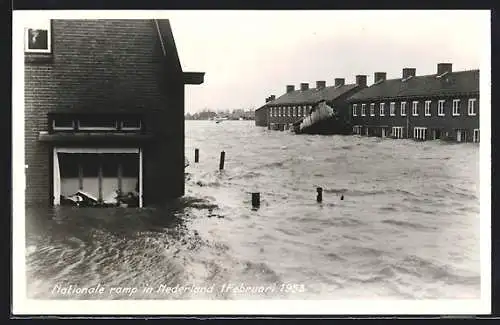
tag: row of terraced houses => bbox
[255,63,480,143]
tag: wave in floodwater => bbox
[25,121,481,300]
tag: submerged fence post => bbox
[219,151,225,170]
[316,187,323,203]
[252,192,260,209]
[195,148,199,163]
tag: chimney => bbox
[316,80,326,89]
[374,72,387,83]
[300,83,309,91]
[286,85,295,93]
[355,75,367,87]
[269,95,276,101]
[402,68,416,79]
[265,97,270,103]
[437,63,452,75]
[334,78,345,87]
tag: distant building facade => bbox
[347,63,479,142]
[266,76,368,133]
[254,95,275,127]
[25,19,204,207]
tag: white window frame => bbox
[120,120,142,131]
[413,127,428,141]
[392,126,404,139]
[361,104,366,116]
[52,119,75,131]
[77,120,118,131]
[473,129,480,143]
[352,104,358,117]
[412,101,419,116]
[390,102,395,116]
[53,147,143,207]
[380,103,385,116]
[453,99,461,116]
[370,103,375,116]
[438,100,445,116]
[425,100,431,116]
[468,98,477,116]
[401,102,407,116]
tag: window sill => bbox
[425,114,431,117]
[438,114,445,117]
[468,114,477,116]
[452,114,461,117]
[25,53,54,64]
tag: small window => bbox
[473,129,480,143]
[352,104,358,117]
[453,99,460,116]
[425,101,431,116]
[380,103,385,116]
[78,119,118,131]
[390,102,395,116]
[412,101,419,116]
[438,100,445,116]
[370,103,375,116]
[24,20,52,54]
[468,98,477,116]
[53,118,75,131]
[401,102,407,116]
[361,104,366,116]
[121,119,142,131]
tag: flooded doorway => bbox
[53,148,142,207]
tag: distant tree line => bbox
[185,108,255,120]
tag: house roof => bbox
[347,69,479,102]
[269,84,359,106]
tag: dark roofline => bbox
[267,83,360,106]
[346,69,479,102]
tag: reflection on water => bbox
[25,121,480,300]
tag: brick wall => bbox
[25,19,185,206]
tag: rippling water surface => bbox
[25,121,480,300]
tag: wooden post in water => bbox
[252,192,260,208]
[316,187,323,203]
[219,151,225,170]
[195,148,199,163]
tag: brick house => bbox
[348,63,479,142]
[254,95,275,127]
[267,76,367,133]
[24,19,204,207]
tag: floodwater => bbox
[25,120,481,300]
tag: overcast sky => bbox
[17,10,489,114]
[166,10,488,113]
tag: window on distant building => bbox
[352,104,358,117]
[468,98,477,116]
[453,99,460,116]
[473,129,480,143]
[120,119,142,131]
[401,102,407,116]
[361,104,366,116]
[438,100,445,116]
[412,101,419,116]
[370,103,375,116]
[390,102,395,116]
[425,101,431,116]
[380,103,385,116]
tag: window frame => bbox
[438,100,445,116]
[370,103,375,116]
[412,101,419,116]
[52,119,75,131]
[352,104,358,117]
[361,104,366,116]
[468,98,477,116]
[390,102,396,116]
[24,21,52,54]
[120,120,142,131]
[401,102,407,116]
[424,100,431,116]
[452,99,461,116]
[379,103,385,116]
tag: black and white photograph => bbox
[12,10,490,315]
